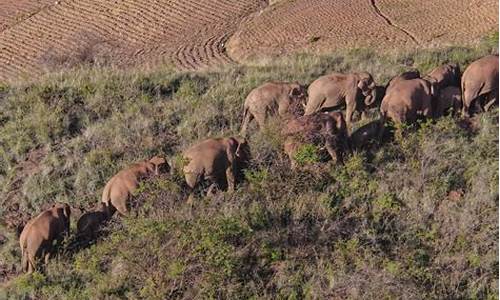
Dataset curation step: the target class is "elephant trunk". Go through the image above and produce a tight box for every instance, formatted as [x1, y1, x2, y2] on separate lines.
[364, 87, 378, 106]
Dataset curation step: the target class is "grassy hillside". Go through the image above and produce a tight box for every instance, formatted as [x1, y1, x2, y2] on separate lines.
[0, 37, 498, 298]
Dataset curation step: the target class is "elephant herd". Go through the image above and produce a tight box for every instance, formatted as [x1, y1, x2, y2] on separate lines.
[18, 55, 498, 274]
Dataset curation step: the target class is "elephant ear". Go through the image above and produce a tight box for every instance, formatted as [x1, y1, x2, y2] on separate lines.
[288, 83, 305, 99]
[149, 156, 169, 174]
[54, 203, 71, 219]
[149, 156, 166, 166]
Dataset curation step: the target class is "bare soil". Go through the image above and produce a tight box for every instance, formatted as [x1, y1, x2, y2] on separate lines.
[0, 0, 497, 81]
[227, 0, 498, 61]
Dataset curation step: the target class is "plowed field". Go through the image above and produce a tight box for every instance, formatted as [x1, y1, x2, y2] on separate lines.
[0, 0, 497, 81]
[0, 0, 267, 81]
[227, 0, 498, 61]
[0, 0, 52, 32]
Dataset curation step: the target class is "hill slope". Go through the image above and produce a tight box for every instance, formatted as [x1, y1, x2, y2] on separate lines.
[0, 43, 498, 298]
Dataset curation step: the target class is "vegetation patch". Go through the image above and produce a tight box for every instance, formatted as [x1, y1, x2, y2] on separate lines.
[0, 42, 498, 299]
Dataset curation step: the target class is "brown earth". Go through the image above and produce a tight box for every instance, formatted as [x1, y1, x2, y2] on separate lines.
[0, 0, 267, 81]
[0, 0, 497, 81]
[0, 0, 53, 32]
[227, 0, 498, 61]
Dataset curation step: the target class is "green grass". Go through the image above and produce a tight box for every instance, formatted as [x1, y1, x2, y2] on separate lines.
[0, 40, 498, 299]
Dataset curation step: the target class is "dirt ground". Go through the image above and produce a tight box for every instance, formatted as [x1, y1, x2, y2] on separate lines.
[0, 0, 497, 81]
[227, 0, 498, 61]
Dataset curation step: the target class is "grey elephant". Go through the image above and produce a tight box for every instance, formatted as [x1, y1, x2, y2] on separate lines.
[240, 81, 307, 135]
[380, 77, 434, 125]
[101, 156, 168, 216]
[182, 137, 250, 202]
[282, 111, 350, 168]
[461, 55, 499, 117]
[19, 203, 71, 273]
[304, 72, 377, 128]
[434, 86, 462, 118]
[385, 70, 421, 91]
[423, 63, 461, 91]
[77, 202, 114, 240]
[350, 120, 383, 150]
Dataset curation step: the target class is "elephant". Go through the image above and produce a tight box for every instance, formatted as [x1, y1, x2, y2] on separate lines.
[76, 202, 113, 240]
[101, 156, 168, 216]
[461, 55, 499, 117]
[240, 81, 307, 135]
[19, 203, 71, 273]
[282, 111, 350, 168]
[304, 72, 377, 128]
[350, 120, 383, 150]
[380, 78, 435, 125]
[434, 86, 462, 118]
[423, 63, 461, 92]
[385, 70, 421, 91]
[182, 137, 250, 202]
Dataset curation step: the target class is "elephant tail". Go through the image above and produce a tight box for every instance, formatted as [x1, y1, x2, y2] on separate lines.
[101, 181, 112, 205]
[20, 241, 28, 272]
[240, 106, 252, 136]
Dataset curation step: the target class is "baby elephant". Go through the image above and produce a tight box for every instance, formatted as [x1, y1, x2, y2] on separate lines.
[240, 81, 307, 135]
[102, 156, 168, 216]
[282, 111, 350, 168]
[19, 203, 71, 273]
[350, 120, 383, 150]
[77, 203, 114, 240]
[434, 86, 462, 118]
[182, 137, 250, 201]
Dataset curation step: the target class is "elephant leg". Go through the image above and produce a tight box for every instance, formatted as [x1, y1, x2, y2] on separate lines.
[462, 102, 470, 118]
[345, 102, 355, 130]
[186, 193, 195, 206]
[325, 139, 339, 164]
[484, 92, 498, 112]
[114, 197, 129, 216]
[462, 88, 476, 118]
[21, 253, 27, 272]
[472, 97, 484, 114]
[184, 172, 200, 203]
[206, 183, 215, 196]
[361, 110, 368, 121]
[44, 251, 51, 265]
[28, 253, 36, 274]
[240, 110, 253, 136]
[254, 112, 267, 130]
[225, 165, 236, 192]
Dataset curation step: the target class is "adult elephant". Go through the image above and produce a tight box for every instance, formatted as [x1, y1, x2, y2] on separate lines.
[19, 203, 71, 273]
[461, 55, 499, 117]
[305, 72, 377, 127]
[380, 78, 435, 125]
[282, 111, 350, 168]
[101, 156, 168, 216]
[423, 63, 461, 91]
[385, 70, 421, 92]
[182, 137, 250, 202]
[240, 81, 307, 135]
